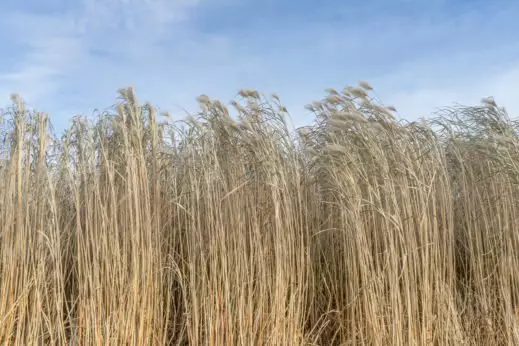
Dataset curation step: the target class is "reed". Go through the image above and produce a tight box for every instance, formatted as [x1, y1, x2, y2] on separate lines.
[0, 83, 517, 345]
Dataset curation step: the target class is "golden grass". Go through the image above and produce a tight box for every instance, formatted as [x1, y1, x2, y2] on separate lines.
[0, 84, 518, 345]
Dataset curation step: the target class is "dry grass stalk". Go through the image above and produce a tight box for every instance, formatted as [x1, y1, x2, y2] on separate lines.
[0, 86, 517, 345]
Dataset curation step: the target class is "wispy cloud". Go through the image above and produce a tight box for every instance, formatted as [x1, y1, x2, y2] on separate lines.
[0, 0, 518, 132]
[379, 61, 519, 120]
[0, 0, 210, 129]
[0, 11, 82, 105]
[77, 0, 202, 34]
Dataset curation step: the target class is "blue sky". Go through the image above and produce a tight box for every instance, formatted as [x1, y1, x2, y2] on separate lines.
[1, 0, 518, 134]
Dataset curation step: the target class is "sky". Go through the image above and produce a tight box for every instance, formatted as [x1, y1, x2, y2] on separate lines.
[0, 0, 518, 134]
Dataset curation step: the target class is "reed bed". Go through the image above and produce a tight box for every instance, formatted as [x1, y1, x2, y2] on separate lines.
[0, 84, 517, 345]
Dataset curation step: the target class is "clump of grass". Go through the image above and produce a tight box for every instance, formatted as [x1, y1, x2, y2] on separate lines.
[0, 83, 518, 345]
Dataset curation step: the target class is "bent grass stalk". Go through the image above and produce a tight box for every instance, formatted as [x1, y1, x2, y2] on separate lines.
[0, 85, 517, 345]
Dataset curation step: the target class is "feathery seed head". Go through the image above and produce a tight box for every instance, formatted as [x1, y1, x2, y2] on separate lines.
[10, 93, 21, 104]
[359, 80, 373, 91]
[350, 87, 369, 99]
[372, 104, 395, 118]
[333, 110, 367, 123]
[298, 128, 310, 138]
[197, 94, 211, 105]
[360, 99, 373, 108]
[239, 89, 260, 99]
[481, 96, 497, 107]
[342, 86, 353, 95]
[306, 102, 324, 112]
[313, 101, 323, 110]
[231, 101, 246, 114]
[329, 118, 350, 130]
[214, 100, 228, 114]
[326, 94, 343, 105]
[325, 88, 339, 95]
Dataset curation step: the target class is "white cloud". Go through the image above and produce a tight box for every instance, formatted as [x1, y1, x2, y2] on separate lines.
[1, 0, 518, 135]
[372, 55, 519, 120]
[78, 0, 202, 33]
[0, 0, 206, 123]
[0, 15, 84, 105]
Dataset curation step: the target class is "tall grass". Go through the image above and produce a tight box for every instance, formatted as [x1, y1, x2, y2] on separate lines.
[0, 85, 518, 345]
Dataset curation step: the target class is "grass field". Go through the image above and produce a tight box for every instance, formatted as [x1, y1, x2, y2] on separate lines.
[0, 84, 518, 345]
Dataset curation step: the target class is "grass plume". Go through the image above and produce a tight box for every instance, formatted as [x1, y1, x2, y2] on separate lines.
[0, 84, 518, 345]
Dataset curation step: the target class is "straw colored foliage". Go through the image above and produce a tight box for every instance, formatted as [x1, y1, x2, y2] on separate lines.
[0, 83, 518, 345]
